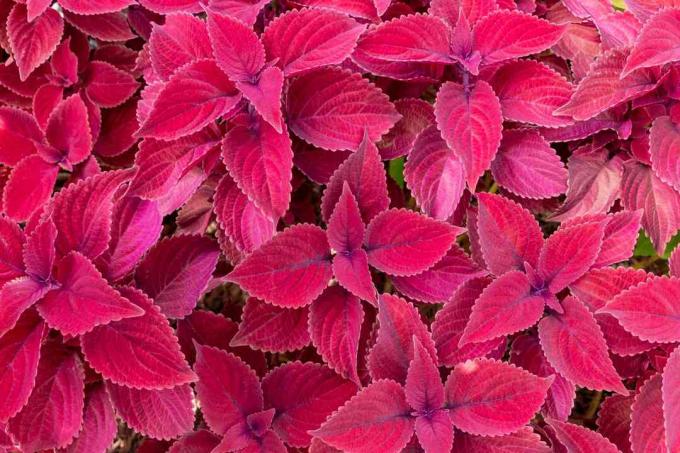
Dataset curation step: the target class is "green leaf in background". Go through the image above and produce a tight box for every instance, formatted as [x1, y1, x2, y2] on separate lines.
[634, 230, 680, 259]
[388, 157, 405, 188]
[611, 0, 626, 10]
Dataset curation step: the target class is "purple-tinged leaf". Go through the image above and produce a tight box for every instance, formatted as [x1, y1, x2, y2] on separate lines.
[650, 115, 680, 192]
[81, 287, 196, 390]
[230, 297, 310, 352]
[286, 67, 400, 151]
[663, 346, 680, 453]
[406, 338, 444, 413]
[548, 418, 621, 453]
[429, 0, 497, 27]
[3, 155, 58, 222]
[107, 383, 194, 441]
[168, 430, 221, 453]
[226, 224, 332, 308]
[44, 93, 92, 165]
[0, 277, 49, 338]
[445, 358, 552, 436]
[235, 66, 285, 133]
[295, 0, 379, 21]
[365, 209, 460, 276]
[22, 219, 55, 282]
[328, 183, 365, 254]
[61, 384, 117, 453]
[82, 61, 139, 108]
[0, 217, 25, 287]
[208, 0, 269, 26]
[0, 107, 44, 166]
[57, 0, 135, 14]
[630, 374, 666, 453]
[622, 8, 680, 77]
[435, 80, 502, 189]
[378, 98, 435, 160]
[311, 380, 414, 453]
[207, 11, 264, 81]
[404, 125, 465, 220]
[596, 395, 633, 453]
[452, 427, 551, 453]
[491, 130, 568, 199]
[368, 293, 437, 384]
[538, 296, 627, 394]
[63, 11, 135, 43]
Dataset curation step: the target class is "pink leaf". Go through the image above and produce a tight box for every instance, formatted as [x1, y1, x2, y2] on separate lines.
[293, 144, 350, 185]
[57, 0, 135, 14]
[194, 344, 263, 435]
[590, 210, 643, 267]
[476, 192, 543, 275]
[414, 411, 453, 453]
[213, 174, 276, 254]
[435, 80, 503, 189]
[406, 338, 445, 413]
[489, 60, 574, 127]
[548, 419, 621, 453]
[620, 162, 680, 254]
[491, 130, 568, 199]
[599, 276, 680, 343]
[134, 235, 220, 319]
[286, 67, 400, 151]
[431, 277, 505, 367]
[263, 9, 364, 76]
[22, 218, 56, 281]
[309, 286, 364, 384]
[622, 8, 680, 77]
[235, 66, 284, 133]
[538, 220, 605, 293]
[138, 59, 241, 140]
[208, 0, 269, 26]
[7, 4, 63, 81]
[168, 430, 221, 453]
[262, 362, 357, 447]
[311, 380, 415, 453]
[62, 384, 117, 453]
[138, 0, 202, 13]
[321, 135, 389, 224]
[3, 155, 58, 222]
[81, 287, 196, 390]
[554, 48, 661, 121]
[0, 107, 44, 166]
[149, 13, 213, 81]
[327, 182, 365, 254]
[226, 224, 332, 308]
[650, 115, 680, 192]
[596, 395, 633, 453]
[444, 358, 552, 436]
[83, 61, 139, 108]
[50, 38, 78, 86]
[37, 251, 143, 335]
[392, 245, 486, 304]
[63, 11, 135, 43]
[460, 270, 545, 345]
[0, 278, 48, 338]
[630, 374, 666, 453]
[365, 209, 460, 276]
[221, 114, 292, 218]
[107, 383, 194, 441]
[0, 216, 25, 286]
[452, 427, 551, 452]
[404, 125, 465, 220]
[0, 311, 44, 423]
[538, 296, 627, 394]
[472, 10, 564, 65]
[230, 297, 311, 352]
[429, 0, 498, 27]
[45, 93, 92, 165]
[93, 100, 140, 158]
[378, 98, 435, 160]
[207, 11, 264, 81]
[8, 341, 84, 452]
[663, 346, 680, 453]
[295, 0, 378, 20]
[368, 293, 437, 383]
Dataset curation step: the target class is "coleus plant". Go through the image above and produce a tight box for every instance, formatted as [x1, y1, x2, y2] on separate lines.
[1, 0, 680, 451]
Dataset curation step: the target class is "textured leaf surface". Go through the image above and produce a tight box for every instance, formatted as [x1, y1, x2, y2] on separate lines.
[62, 384, 117, 453]
[549, 419, 621, 453]
[622, 8, 680, 76]
[207, 11, 264, 81]
[452, 427, 551, 452]
[663, 346, 680, 453]
[630, 375, 667, 453]
[650, 116, 680, 192]
[57, 0, 135, 14]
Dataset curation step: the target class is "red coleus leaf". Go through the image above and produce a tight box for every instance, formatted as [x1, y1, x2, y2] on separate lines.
[311, 380, 414, 453]
[168, 430, 221, 453]
[207, 11, 264, 82]
[138, 59, 241, 140]
[0, 107, 44, 166]
[538, 296, 627, 394]
[235, 66, 285, 133]
[226, 224, 332, 307]
[22, 218, 56, 281]
[445, 358, 552, 436]
[230, 297, 311, 352]
[44, 93, 92, 165]
[81, 287, 197, 390]
[0, 310, 44, 423]
[63, 11, 136, 43]
[0, 216, 25, 286]
[4, 154, 58, 222]
[435, 80, 503, 190]
[7, 4, 63, 81]
[630, 375, 667, 453]
[622, 8, 680, 77]
[368, 294, 438, 384]
[286, 67, 400, 151]
[194, 344, 263, 435]
[596, 395, 633, 453]
[37, 251, 144, 335]
[491, 130, 568, 199]
[263, 9, 365, 77]
[403, 125, 465, 220]
[378, 98, 435, 160]
[0, 277, 49, 339]
[548, 418, 621, 453]
[207, 0, 269, 26]
[107, 382, 194, 441]
[262, 362, 357, 447]
[82, 61, 139, 108]
[60, 384, 117, 453]
[452, 427, 551, 452]
[57, 0, 136, 14]
[429, 0, 497, 27]
[663, 346, 680, 453]
[649, 115, 680, 192]
[134, 235, 220, 319]
[138, 0, 202, 13]
[364, 209, 461, 276]
[8, 340, 84, 452]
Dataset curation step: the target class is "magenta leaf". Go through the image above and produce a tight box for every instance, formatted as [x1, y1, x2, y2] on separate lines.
[327, 182, 365, 255]
[0, 107, 44, 166]
[0, 217, 25, 286]
[230, 297, 311, 352]
[57, 0, 135, 14]
[63, 11, 136, 43]
[0, 277, 49, 338]
[207, 11, 264, 81]
[235, 66, 285, 133]
[663, 346, 680, 453]
[406, 338, 445, 412]
[107, 383, 194, 441]
[596, 395, 633, 453]
[630, 375, 667, 452]
[378, 98, 435, 160]
[262, 362, 357, 447]
[3, 155, 58, 222]
[445, 358, 552, 436]
[45, 93, 92, 165]
[8, 341, 84, 452]
[311, 380, 414, 453]
[538, 296, 627, 394]
[650, 116, 680, 192]
[429, 0, 498, 27]
[286, 67, 400, 151]
[194, 344, 263, 435]
[134, 235, 220, 319]
[365, 209, 460, 276]
[168, 430, 221, 453]
[22, 218, 56, 281]
[82, 61, 139, 108]
[263, 9, 365, 76]
[309, 286, 364, 384]
[208, 0, 269, 26]
[81, 287, 196, 389]
[7, 4, 63, 81]
[62, 383, 117, 453]
[452, 427, 551, 452]
[435, 80, 502, 189]
[622, 8, 680, 77]
[295, 0, 379, 20]
[548, 418, 621, 453]
[226, 224, 332, 308]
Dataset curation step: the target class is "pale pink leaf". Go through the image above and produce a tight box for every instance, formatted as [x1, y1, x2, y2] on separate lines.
[548, 419, 622, 453]
[622, 8, 680, 77]
[435, 80, 502, 189]
[61, 384, 117, 453]
[596, 11, 641, 50]
[630, 375, 666, 453]
[650, 116, 680, 192]
[663, 346, 680, 453]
